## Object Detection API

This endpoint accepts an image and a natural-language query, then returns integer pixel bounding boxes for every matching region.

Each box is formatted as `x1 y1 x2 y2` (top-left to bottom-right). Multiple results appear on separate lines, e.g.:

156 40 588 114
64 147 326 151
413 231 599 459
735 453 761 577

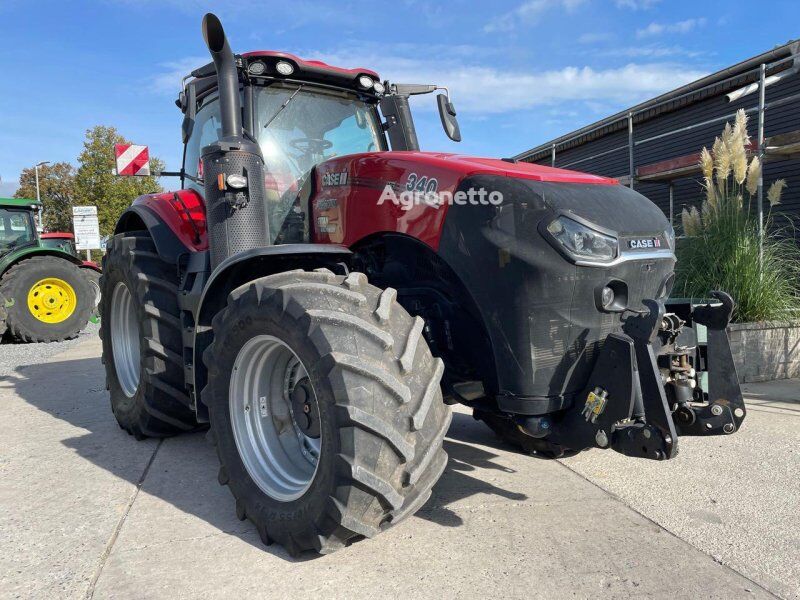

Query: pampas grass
675 111 800 323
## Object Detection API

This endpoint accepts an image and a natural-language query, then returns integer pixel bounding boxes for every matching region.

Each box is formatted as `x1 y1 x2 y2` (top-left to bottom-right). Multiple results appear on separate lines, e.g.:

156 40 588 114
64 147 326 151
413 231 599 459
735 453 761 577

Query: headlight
546 215 618 262
275 61 295 76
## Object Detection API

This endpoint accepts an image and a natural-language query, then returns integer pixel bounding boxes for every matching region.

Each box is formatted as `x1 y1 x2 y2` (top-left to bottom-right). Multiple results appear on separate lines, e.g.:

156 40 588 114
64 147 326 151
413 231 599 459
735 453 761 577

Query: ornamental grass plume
700 147 713 181
767 179 787 207
681 206 702 236
746 156 761 195
733 108 750 147
712 136 731 189
675 116 800 322
729 112 749 184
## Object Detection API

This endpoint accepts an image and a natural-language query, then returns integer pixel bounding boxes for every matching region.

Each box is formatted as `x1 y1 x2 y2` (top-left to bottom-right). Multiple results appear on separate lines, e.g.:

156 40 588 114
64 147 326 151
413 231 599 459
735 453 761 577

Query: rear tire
203 269 451 556
0 255 93 343
99 232 197 438
0 291 7 340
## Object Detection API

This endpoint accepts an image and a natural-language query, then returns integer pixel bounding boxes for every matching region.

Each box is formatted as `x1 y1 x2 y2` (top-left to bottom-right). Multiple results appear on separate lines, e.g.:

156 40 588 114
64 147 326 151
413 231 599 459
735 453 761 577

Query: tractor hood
364 151 618 186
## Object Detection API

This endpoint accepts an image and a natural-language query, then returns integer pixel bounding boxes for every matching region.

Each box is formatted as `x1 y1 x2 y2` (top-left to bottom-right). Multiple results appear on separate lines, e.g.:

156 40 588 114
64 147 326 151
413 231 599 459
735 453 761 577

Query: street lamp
34 161 50 230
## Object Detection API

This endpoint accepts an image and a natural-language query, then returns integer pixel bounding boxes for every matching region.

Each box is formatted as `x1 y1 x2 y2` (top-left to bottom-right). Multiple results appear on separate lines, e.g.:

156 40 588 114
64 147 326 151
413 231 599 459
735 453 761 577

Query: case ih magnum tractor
100 14 746 555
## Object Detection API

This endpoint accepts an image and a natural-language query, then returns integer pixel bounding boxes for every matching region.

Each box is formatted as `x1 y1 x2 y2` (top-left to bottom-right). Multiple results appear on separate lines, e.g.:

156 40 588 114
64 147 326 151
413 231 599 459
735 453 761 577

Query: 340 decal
405 173 438 194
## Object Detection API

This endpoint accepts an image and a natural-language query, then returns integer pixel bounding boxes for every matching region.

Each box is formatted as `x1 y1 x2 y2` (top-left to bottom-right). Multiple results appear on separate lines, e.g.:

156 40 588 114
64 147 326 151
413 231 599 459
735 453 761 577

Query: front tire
203 269 451 556
0 255 93 343
99 232 197 438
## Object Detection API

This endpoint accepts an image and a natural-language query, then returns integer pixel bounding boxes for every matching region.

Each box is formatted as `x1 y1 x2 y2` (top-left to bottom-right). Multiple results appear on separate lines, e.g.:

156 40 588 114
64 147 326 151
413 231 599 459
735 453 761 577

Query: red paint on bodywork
312 152 617 251
132 189 208 251
134 153 615 255
242 51 379 79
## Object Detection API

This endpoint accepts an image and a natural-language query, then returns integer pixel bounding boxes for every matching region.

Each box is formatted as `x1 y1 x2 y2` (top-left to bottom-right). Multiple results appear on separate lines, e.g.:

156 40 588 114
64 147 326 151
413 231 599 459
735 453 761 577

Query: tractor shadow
2 354 530 562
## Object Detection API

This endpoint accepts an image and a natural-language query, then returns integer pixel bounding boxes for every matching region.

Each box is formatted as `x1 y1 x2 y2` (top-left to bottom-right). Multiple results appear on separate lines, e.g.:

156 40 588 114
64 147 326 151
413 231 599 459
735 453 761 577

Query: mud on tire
203 269 451 556
100 232 197 438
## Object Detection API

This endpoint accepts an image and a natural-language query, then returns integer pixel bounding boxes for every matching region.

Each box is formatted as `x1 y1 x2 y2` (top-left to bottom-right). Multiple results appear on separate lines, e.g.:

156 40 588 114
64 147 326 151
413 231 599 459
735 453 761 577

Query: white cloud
301 46 707 114
615 0 660 9
149 41 707 121
636 18 707 39
150 56 207 95
597 44 704 58
484 0 587 33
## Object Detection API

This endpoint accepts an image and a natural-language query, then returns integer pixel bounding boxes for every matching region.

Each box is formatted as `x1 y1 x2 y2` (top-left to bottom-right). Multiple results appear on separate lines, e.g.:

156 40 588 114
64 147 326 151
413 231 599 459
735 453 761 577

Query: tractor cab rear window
0 208 35 251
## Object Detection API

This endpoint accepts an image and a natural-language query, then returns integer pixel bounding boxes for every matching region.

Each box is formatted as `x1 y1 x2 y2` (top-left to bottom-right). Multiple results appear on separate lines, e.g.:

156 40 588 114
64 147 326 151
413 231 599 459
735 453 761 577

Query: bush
674 110 800 323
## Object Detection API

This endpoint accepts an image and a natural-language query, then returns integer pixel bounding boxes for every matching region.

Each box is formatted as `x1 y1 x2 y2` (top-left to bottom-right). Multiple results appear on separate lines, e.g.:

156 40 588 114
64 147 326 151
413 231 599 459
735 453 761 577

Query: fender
115 204 193 265
79 261 102 273
191 244 352 418
115 189 208 265
0 247 85 278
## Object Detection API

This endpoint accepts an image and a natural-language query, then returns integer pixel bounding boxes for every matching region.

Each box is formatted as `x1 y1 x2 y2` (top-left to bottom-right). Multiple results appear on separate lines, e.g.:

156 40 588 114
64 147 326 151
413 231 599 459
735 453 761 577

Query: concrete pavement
1 336 796 599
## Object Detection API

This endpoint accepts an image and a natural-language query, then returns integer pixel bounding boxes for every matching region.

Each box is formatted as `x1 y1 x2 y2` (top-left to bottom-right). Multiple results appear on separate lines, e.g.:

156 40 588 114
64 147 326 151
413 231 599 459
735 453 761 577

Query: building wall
524 69 800 229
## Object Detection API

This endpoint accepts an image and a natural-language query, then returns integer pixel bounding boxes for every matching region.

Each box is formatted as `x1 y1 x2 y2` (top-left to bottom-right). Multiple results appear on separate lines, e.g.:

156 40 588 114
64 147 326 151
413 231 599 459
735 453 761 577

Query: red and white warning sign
114 144 151 176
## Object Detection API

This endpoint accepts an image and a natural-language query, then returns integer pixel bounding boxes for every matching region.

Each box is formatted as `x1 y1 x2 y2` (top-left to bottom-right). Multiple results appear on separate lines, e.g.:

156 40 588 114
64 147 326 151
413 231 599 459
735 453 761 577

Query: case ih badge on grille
114 144 151 176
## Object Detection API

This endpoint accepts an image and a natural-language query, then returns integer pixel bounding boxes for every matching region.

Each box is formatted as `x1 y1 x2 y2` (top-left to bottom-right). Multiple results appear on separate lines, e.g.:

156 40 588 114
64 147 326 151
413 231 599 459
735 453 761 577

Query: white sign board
72 206 101 250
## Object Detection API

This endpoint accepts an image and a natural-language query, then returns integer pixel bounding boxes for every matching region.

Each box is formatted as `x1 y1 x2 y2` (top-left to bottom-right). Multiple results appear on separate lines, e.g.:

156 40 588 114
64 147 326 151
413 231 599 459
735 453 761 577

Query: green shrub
674 110 800 323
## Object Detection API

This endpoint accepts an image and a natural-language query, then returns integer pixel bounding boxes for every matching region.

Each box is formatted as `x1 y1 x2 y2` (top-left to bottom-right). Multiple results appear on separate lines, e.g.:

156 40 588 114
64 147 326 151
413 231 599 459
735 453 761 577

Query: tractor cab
0 198 39 257
178 51 460 240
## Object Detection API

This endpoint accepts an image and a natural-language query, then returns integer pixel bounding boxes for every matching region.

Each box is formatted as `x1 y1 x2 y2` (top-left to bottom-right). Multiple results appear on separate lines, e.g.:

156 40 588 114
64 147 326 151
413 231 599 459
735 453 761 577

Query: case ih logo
322 171 348 187
115 144 151 176
628 237 661 249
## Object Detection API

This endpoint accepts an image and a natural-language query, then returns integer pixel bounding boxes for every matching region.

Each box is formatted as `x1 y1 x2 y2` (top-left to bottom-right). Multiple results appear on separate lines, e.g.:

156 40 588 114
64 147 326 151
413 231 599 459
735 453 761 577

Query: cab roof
242 51 379 80
184 51 383 107
0 197 40 208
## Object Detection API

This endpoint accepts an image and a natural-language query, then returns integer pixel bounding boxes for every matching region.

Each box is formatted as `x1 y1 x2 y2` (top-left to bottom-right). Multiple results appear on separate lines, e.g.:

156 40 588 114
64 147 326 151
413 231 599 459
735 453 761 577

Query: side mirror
437 93 461 142
181 82 197 143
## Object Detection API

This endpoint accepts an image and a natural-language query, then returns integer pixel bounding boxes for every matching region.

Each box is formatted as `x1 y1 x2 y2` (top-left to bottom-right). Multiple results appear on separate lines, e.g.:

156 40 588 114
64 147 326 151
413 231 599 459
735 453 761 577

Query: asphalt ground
1 335 797 599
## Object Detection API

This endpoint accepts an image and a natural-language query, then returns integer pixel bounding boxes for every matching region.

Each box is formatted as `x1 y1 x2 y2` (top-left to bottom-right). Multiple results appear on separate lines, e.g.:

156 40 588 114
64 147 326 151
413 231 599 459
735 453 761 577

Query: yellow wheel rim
27 278 77 324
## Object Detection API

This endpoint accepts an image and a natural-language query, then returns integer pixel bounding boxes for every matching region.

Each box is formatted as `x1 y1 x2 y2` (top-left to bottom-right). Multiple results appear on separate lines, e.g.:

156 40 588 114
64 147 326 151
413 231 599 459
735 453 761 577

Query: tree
14 162 76 232
74 126 164 236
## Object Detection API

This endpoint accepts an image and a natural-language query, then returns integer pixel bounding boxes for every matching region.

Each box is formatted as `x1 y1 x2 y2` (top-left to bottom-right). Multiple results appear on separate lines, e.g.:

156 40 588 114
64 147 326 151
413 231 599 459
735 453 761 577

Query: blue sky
1 0 798 196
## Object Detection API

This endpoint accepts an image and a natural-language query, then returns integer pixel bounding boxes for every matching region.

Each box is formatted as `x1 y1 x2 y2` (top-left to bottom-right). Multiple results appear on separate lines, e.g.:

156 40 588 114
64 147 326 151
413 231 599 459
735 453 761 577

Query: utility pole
34 161 50 230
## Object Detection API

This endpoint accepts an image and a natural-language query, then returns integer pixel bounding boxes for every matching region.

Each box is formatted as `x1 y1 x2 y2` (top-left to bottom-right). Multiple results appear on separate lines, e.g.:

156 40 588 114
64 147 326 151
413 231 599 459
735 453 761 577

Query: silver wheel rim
110 282 140 398
229 335 321 501
90 279 101 308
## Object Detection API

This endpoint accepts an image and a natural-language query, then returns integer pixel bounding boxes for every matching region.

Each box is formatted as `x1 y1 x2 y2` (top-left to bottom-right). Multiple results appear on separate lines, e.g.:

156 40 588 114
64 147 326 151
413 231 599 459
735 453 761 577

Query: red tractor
101 14 746 556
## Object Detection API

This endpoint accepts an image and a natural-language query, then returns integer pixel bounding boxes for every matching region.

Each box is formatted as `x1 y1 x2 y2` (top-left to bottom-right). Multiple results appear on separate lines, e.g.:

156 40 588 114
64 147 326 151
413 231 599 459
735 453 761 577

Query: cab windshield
0 208 35 253
253 84 384 234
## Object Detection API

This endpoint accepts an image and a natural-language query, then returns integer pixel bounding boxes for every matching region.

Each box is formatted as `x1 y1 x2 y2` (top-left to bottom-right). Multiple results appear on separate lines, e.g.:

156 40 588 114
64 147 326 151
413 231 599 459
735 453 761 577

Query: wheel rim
89 278 101 308
27 277 77 323
229 335 322 502
110 282 141 398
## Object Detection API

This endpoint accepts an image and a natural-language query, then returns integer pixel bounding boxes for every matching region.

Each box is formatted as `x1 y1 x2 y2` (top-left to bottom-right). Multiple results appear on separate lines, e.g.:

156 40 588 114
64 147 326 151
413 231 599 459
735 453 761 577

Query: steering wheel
290 138 333 155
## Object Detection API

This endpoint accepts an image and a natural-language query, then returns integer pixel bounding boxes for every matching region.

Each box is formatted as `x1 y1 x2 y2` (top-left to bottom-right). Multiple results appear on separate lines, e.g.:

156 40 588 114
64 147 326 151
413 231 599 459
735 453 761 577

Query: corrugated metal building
514 40 800 228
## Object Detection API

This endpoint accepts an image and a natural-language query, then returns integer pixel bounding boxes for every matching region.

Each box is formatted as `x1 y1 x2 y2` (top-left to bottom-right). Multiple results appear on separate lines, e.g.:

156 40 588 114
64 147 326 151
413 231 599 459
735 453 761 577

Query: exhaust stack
201 14 242 142
200 13 270 268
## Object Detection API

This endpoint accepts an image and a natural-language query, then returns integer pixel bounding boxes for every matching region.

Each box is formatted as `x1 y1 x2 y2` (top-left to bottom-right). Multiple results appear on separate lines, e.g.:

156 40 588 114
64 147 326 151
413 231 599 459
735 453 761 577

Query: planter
728 321 800 383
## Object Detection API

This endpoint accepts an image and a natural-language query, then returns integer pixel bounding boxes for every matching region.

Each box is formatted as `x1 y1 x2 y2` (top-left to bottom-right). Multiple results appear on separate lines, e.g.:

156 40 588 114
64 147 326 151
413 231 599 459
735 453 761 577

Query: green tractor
0 197 95 342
